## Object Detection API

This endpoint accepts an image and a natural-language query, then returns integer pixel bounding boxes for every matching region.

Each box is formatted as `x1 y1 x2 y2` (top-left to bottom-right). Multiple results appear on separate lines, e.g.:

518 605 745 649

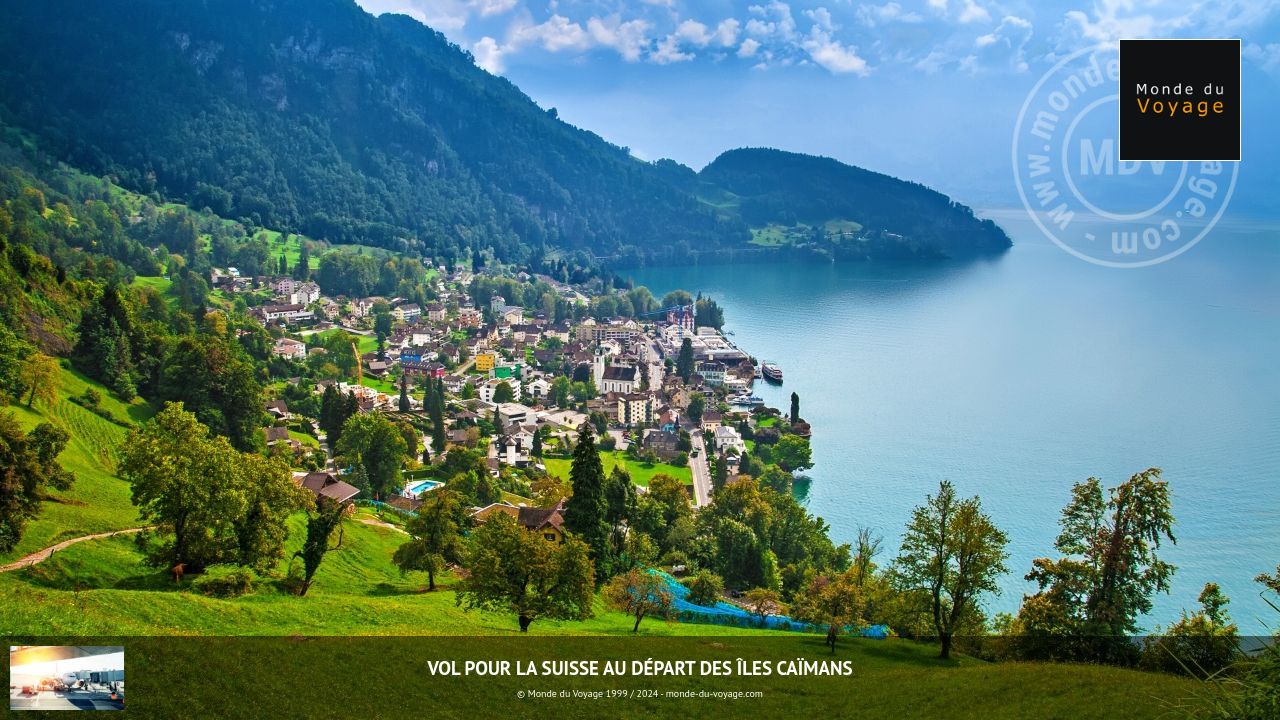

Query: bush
194 569 255 598
684 569 725 607
672 452 688 467
598 435 617 451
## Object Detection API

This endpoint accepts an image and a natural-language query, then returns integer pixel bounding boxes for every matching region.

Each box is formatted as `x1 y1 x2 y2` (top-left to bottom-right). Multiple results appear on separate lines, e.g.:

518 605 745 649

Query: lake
625 212 1280 635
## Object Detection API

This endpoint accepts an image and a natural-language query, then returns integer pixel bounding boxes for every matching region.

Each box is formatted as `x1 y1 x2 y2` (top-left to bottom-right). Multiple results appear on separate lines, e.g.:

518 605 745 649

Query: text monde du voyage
423 658 858 677
1134 82 1229 118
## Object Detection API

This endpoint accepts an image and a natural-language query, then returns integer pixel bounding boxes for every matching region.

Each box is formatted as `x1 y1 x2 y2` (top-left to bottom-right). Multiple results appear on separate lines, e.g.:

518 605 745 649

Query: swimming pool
404 479 442 498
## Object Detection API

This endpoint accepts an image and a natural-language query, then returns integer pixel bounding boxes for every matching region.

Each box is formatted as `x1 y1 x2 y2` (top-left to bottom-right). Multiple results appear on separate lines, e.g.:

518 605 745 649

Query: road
0 528 149 574
689 431 712 507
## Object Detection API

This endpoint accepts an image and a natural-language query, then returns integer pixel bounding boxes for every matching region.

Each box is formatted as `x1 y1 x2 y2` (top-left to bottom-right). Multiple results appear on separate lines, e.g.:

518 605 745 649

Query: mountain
0 0 1008 265
700 148 1011 260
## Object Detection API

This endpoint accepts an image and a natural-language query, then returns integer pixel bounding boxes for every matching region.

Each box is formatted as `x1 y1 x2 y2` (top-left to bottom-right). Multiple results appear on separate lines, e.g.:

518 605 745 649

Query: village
215 261 810 533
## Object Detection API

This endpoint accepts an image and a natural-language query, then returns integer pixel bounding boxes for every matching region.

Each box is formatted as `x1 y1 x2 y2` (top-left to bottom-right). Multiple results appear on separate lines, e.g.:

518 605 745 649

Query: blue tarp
655 570 890 637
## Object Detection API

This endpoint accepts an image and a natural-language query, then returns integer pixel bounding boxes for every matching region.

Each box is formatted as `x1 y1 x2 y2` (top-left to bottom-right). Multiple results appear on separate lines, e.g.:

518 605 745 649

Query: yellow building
475 352 496 372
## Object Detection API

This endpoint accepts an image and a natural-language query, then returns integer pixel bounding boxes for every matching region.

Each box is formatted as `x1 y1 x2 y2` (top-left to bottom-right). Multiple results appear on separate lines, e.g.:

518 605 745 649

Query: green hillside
0 0 1009 266
0 366 149 563
2 518 1201 719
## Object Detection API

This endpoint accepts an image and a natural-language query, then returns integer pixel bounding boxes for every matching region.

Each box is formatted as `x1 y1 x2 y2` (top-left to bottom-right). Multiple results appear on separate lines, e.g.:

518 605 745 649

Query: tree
742 587 785 625
456 513 595 632
684 569 724 607
1012 469 1176 663
531 426 543 458
120 403 305 570
336 413 408 500
790 392 800 425
772 434 813 473
393 488 465 590
551 376 572 407
790 570 868 647
293 240 311 280
687 393 705 423
293 495 347 596
398 374 411 412
605 568 676 633
319 386 356 448
676 338 694 381
0 414 73 552
564 423 612 581
893 480 1009 659
19 353 58 408
492 381 515 404
1141 582 1239 677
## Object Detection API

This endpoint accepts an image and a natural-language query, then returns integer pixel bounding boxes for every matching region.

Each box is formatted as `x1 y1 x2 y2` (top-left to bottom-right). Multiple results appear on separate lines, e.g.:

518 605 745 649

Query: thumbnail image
9 646 124 711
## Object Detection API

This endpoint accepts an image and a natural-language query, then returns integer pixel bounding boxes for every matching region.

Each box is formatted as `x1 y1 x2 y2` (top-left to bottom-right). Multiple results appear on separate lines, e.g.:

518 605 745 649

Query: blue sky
354 0 1280 211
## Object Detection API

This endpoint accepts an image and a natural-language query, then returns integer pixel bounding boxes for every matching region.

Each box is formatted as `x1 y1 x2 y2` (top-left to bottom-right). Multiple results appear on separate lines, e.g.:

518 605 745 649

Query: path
355 516 408 534
0 528 148 573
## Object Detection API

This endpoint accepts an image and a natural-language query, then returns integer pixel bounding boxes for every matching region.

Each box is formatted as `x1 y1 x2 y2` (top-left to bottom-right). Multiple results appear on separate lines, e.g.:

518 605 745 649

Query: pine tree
564 423 611 582
294 241 311 281
790 392 800 425
398 374 411 412
676 338 694 381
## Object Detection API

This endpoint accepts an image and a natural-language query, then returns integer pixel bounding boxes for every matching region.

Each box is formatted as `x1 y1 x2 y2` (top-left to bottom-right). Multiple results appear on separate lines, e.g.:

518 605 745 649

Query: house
701 411 723 433
695 360 727 387
257 304 313 323
288 282 321 306
527 377 551 400
600 364 639 394
500 306 524 325
264 399 290 420
472 500 567 543
392 303 421 322
263 426 293 446
617 392 655 426
498 403 534 426
297 472 360 503
272 337 307 360
643 429 682 462
426 303 446 322
713 425 746 455
457 307 482 327
478 377 522 404
474 352 496 372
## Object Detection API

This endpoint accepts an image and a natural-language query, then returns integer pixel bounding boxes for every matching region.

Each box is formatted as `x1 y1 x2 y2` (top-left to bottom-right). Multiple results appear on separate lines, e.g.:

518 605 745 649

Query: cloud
712 19 741 47
472 36 505 72
802 26 869 75
674 19 712 47
855 2 923 27
738 37 762 57
509 14 592 52
652 34 695 64
804 7 835 31
972 15 1032 72
957 0 990 24
468 0 517 18
587 16 652 62
1244 42 1280 75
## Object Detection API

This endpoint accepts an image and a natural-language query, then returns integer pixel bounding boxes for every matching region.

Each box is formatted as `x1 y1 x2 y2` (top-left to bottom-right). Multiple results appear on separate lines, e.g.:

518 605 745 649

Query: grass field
543 450 693 487
0 514 772 637
749 219 864 247
0 366 151 564
1 520 1203 719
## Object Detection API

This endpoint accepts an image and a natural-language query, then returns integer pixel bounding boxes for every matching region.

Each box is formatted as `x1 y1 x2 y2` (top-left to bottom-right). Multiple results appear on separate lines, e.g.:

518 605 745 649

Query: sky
354 0 1280 212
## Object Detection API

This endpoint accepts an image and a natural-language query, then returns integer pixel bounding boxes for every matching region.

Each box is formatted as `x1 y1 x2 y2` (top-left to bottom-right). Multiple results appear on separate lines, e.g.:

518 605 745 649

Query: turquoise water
626 213 1280 635
406 479 442 496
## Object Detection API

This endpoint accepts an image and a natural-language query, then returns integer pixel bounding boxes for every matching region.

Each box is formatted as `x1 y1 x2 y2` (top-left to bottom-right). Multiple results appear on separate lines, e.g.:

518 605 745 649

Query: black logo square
1119 39 1240 161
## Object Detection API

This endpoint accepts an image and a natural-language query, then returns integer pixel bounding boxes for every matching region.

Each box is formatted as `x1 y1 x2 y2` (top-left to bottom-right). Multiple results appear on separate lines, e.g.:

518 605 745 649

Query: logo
1012 45 1238 268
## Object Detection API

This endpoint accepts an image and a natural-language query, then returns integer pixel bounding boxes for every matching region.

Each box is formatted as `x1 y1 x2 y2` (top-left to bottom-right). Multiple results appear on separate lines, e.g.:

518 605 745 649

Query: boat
761 362 783 383
729 394 765 407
